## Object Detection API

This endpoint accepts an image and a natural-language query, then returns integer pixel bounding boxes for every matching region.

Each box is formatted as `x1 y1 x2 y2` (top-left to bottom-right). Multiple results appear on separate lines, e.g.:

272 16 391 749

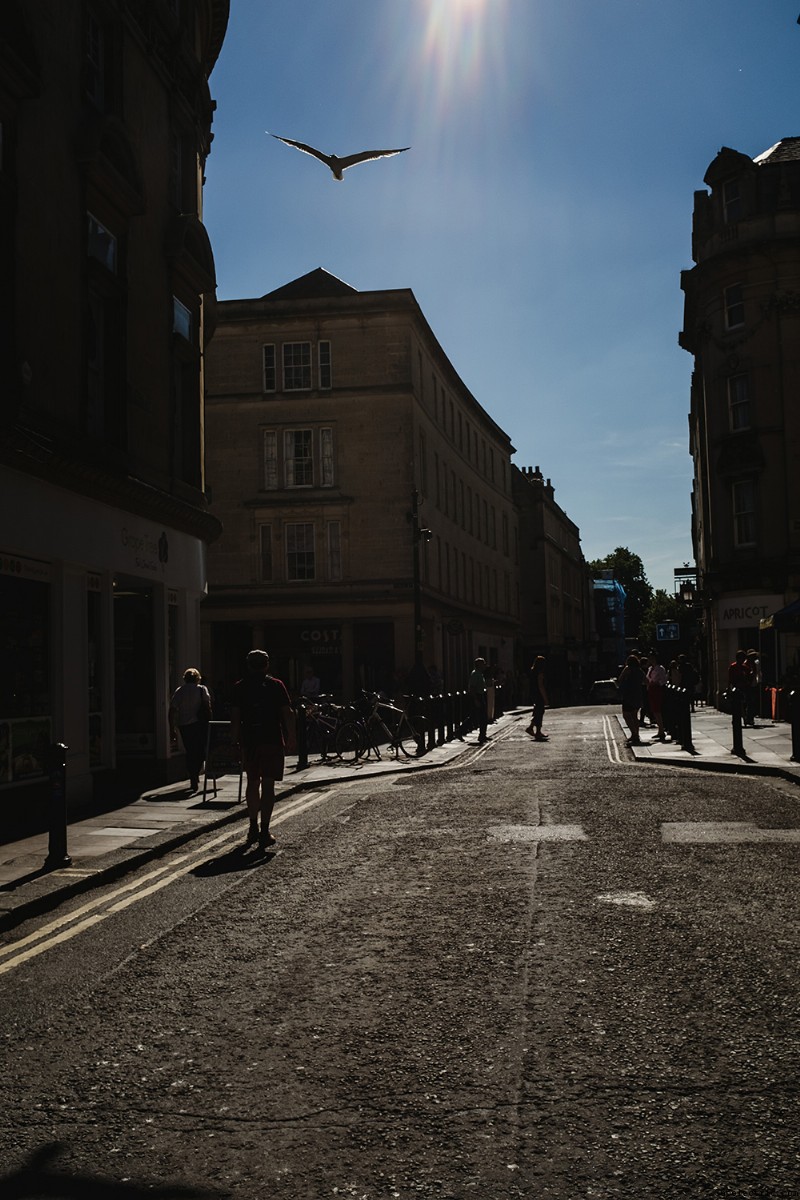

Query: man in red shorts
231 650 296 850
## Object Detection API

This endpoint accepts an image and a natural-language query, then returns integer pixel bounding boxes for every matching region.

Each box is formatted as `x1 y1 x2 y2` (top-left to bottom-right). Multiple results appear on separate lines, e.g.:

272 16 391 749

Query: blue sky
203 0 799 594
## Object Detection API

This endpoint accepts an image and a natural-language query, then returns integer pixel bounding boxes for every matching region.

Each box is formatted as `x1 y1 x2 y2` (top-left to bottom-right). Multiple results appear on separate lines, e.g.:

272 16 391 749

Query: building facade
202 269 521 704
0 1 228 817
680 138 800 700
513 465 593 703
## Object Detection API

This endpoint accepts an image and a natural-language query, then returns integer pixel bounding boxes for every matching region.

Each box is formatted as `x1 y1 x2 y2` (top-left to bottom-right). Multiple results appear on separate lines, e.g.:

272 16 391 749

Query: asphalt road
1 707 798 1198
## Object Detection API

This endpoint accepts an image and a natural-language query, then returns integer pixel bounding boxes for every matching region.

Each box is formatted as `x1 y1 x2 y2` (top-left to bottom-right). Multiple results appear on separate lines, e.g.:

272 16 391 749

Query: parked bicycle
334 690 424 762
300 696 354 761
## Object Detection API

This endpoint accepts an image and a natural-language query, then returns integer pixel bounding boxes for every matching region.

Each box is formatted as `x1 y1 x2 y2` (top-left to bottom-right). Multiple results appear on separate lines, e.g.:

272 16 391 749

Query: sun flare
418 0 509 115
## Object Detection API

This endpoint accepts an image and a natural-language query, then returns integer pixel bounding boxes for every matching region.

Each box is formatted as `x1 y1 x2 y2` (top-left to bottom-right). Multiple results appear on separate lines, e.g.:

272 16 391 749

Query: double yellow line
0 788 332 977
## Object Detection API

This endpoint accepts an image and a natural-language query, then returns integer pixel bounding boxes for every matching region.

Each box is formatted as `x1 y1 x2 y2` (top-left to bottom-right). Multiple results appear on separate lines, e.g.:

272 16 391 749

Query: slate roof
262 267 358 301
753 137 800 165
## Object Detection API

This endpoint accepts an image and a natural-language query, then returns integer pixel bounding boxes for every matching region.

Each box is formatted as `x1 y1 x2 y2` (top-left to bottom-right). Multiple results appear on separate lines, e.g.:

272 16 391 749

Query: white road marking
602 714 623 764
488 824 588 843
662 822 800 844
0 787 335 976
597 891 655 910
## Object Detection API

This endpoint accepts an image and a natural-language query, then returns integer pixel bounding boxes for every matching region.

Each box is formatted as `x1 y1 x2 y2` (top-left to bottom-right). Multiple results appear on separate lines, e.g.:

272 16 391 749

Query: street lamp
410 490 432 666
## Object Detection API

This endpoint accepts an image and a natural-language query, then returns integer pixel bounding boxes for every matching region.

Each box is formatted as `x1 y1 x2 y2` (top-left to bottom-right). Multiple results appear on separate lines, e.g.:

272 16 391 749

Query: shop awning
759 598 800 631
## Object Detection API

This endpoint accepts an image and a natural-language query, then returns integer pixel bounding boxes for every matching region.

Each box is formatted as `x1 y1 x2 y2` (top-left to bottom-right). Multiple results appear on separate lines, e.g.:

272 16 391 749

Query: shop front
0 466 210 823
205 616 397 707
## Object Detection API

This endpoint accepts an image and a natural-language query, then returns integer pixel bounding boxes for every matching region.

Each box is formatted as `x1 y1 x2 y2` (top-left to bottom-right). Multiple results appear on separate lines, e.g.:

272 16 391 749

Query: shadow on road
190 844 277 878
0 1142 228 1198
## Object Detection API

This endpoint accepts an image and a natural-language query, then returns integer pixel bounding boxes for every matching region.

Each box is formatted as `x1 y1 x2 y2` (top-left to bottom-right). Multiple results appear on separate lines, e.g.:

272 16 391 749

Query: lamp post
410 490 432 666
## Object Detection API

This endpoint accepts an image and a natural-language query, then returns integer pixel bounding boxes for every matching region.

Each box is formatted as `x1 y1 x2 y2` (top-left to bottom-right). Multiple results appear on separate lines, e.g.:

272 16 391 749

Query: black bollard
294 701 308 770
730 687 745 757
790 691 800 763
45 742 72 870
679 686 695 753
425 695 436 754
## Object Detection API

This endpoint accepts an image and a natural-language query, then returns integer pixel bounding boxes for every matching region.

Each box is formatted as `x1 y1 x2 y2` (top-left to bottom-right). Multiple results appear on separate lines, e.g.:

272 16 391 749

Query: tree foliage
638 590 690 653
588 546 653 637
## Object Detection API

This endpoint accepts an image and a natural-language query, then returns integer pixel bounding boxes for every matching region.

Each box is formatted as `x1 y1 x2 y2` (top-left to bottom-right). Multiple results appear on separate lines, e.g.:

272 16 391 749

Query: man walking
467 657 489 744
231 650 296 850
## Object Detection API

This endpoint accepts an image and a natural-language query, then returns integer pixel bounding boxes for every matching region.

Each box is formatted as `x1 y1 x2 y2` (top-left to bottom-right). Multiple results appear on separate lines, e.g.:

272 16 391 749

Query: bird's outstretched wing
269 133 410 178
269 134 334 168
336 147 411 171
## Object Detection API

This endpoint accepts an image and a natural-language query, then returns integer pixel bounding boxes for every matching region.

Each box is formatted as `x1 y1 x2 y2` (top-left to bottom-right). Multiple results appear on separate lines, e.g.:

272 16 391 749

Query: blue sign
656 622 681 641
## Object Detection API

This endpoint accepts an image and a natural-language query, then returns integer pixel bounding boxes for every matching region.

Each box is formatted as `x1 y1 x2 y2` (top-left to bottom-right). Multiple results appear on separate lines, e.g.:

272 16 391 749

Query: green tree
588 547 653 638
639 590 689 654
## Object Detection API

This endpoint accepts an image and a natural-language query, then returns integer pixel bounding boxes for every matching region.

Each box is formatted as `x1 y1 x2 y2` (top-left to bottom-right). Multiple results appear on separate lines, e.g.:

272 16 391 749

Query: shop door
114 584 155 757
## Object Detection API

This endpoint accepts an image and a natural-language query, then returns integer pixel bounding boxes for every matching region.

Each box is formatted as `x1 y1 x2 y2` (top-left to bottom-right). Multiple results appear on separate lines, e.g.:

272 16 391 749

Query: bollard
435 692 445 746
730 687 744 757
445 691 455 741
425 695 436 754
294 701 308 770
678 686 695 753
790 691 800 763
44 742 72 870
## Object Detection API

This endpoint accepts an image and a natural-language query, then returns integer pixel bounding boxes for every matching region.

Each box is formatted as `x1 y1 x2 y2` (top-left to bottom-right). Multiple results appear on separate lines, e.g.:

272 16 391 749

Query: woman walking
617 654 645 746
169 667 212 793
526 656 550 741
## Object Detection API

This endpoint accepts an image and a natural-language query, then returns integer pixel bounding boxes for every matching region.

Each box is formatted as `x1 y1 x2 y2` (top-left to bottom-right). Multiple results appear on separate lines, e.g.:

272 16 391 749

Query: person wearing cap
230 650 296 850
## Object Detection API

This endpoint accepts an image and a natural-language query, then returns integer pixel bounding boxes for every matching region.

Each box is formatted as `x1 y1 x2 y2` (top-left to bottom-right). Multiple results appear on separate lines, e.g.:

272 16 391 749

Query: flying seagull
268 133 410 181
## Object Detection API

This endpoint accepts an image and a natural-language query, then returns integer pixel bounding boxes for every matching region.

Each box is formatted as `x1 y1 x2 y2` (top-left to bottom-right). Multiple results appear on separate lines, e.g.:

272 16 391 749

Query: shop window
0 566 52 783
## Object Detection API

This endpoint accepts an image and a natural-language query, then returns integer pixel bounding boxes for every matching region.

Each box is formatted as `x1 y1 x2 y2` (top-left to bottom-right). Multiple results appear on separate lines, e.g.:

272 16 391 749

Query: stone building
0 1 228 817
680 138 800 700
513 465 594 703
202 268 521 703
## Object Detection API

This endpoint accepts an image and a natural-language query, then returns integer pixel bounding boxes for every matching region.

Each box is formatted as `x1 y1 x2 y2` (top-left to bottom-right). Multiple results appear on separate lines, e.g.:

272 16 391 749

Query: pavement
1 704 798 932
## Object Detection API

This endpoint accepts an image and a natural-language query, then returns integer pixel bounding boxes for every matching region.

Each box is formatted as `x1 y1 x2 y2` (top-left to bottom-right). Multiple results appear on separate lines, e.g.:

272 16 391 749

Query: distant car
589 679 619 704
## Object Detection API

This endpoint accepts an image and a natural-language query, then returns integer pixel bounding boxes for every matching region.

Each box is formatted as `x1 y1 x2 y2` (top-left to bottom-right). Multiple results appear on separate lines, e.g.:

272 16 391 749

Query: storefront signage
300 627 340 655
717 594 783 630
0 553 51 583
120 527 169 574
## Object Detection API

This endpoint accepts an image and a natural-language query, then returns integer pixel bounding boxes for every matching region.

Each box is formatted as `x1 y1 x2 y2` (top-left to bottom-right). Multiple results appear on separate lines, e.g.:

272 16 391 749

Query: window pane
263 344 276 392
286 523 315 580
319 340 332 389
263 431 277 489
260 525 272 581
728 374 750 430
87 213 117 272
172 297 192 341
733 480 756 545
283 342 311 390
725 284 744 329
320 428 334 486
284 429 313 487
327 521 342 580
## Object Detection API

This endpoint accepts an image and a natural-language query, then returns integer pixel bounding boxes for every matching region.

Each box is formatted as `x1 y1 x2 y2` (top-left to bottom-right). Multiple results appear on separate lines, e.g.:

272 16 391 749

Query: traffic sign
656 622 680 641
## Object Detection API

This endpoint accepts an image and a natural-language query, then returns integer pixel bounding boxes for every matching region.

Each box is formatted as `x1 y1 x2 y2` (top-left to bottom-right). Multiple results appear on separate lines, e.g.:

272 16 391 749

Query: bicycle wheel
335 720 365 763
391 714 416 757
